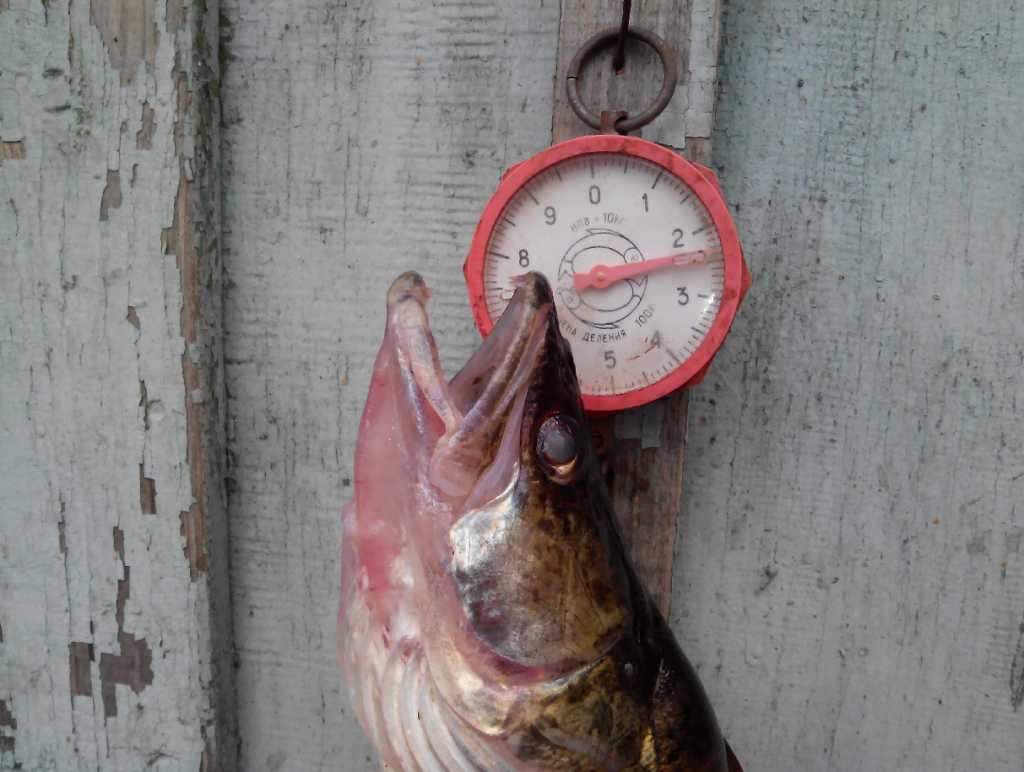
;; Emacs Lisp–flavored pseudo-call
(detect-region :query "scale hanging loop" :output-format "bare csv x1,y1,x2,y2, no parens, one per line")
566,26,678,135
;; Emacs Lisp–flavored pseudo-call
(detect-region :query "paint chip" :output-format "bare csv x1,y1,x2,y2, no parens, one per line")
99,528,154,717
136,103,155,150
0,699,15,753
69,642,94,697
139,465,157,514
90,0,158,85
167,0,185,33
0,140,26,166
99,170,122,221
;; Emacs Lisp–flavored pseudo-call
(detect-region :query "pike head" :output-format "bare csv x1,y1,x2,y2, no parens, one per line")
339,272,727,772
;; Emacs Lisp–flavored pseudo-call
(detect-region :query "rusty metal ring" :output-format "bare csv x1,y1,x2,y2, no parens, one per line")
566,26,678,134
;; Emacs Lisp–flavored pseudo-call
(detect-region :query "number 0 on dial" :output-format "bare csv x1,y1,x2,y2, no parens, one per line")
464,135,749,413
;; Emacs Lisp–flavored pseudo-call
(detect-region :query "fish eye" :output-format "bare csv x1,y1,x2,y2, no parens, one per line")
536,416,581,483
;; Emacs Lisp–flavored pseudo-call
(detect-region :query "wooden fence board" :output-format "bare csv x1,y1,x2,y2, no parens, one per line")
675,2,1024,769
0,0,234,769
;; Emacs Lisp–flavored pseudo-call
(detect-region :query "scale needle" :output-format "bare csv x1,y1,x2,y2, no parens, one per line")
573,248,713,291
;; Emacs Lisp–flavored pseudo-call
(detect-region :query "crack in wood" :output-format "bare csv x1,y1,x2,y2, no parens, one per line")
1011,617,1024,710
0,700,15,753
139,464,157,514
136,103,156,150
99,170,122,222
165,65,209,582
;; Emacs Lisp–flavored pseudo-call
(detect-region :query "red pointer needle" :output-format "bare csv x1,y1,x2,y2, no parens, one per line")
573,249,713,292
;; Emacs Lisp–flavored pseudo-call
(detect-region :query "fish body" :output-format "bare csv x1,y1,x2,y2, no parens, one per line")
339,272,739,772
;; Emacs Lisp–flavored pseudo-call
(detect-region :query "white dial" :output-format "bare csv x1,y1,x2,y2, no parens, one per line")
482,152,725,398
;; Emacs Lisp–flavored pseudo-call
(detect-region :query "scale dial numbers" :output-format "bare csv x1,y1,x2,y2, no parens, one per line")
482,153,725,399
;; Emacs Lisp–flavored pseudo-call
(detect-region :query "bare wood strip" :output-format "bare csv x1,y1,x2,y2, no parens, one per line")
555,0,713,614
601,389,689,612
165,66,209,581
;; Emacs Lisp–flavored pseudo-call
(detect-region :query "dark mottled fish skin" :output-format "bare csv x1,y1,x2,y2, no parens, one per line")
453,275,734,771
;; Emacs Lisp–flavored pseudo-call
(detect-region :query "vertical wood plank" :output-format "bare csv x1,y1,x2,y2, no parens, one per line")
554,0,722,613
218,1,561,768
553,0,691,146
0,0,234,768
600,391,689,612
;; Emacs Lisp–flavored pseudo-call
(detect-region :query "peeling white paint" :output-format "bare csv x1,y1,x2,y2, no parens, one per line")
0,0,231,768
646,0,721,147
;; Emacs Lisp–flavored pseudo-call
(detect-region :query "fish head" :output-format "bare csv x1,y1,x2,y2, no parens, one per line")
342,271,632,681
341,272,731,772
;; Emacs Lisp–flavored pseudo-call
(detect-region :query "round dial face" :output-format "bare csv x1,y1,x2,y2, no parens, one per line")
465,136,744,412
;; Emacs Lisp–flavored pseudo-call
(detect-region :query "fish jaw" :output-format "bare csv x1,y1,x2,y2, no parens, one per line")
338,273,570,739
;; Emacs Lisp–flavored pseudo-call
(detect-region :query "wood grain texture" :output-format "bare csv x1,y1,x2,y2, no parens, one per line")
555,0,720,617
600,390,690,614
673,1,1024,770
219,2,560,770
553,0,691,148
0,0,234,768
552,0,690,145
551,0,720,151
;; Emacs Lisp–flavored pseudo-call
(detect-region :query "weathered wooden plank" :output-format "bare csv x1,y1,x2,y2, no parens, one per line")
552,0,690,146
597,391,690,612
218,1,561,769
220,0,1024,770
554,0,722,615
674,1,1024,770
0,0,234,768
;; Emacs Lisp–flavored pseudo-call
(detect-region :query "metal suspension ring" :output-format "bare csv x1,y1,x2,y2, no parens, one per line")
566,26,678,134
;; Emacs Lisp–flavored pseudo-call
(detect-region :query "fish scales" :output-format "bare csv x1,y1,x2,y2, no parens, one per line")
339,272,741,772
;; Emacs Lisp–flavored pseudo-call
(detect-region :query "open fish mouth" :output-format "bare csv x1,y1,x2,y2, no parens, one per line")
384,270,557,501
350,267,633,673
